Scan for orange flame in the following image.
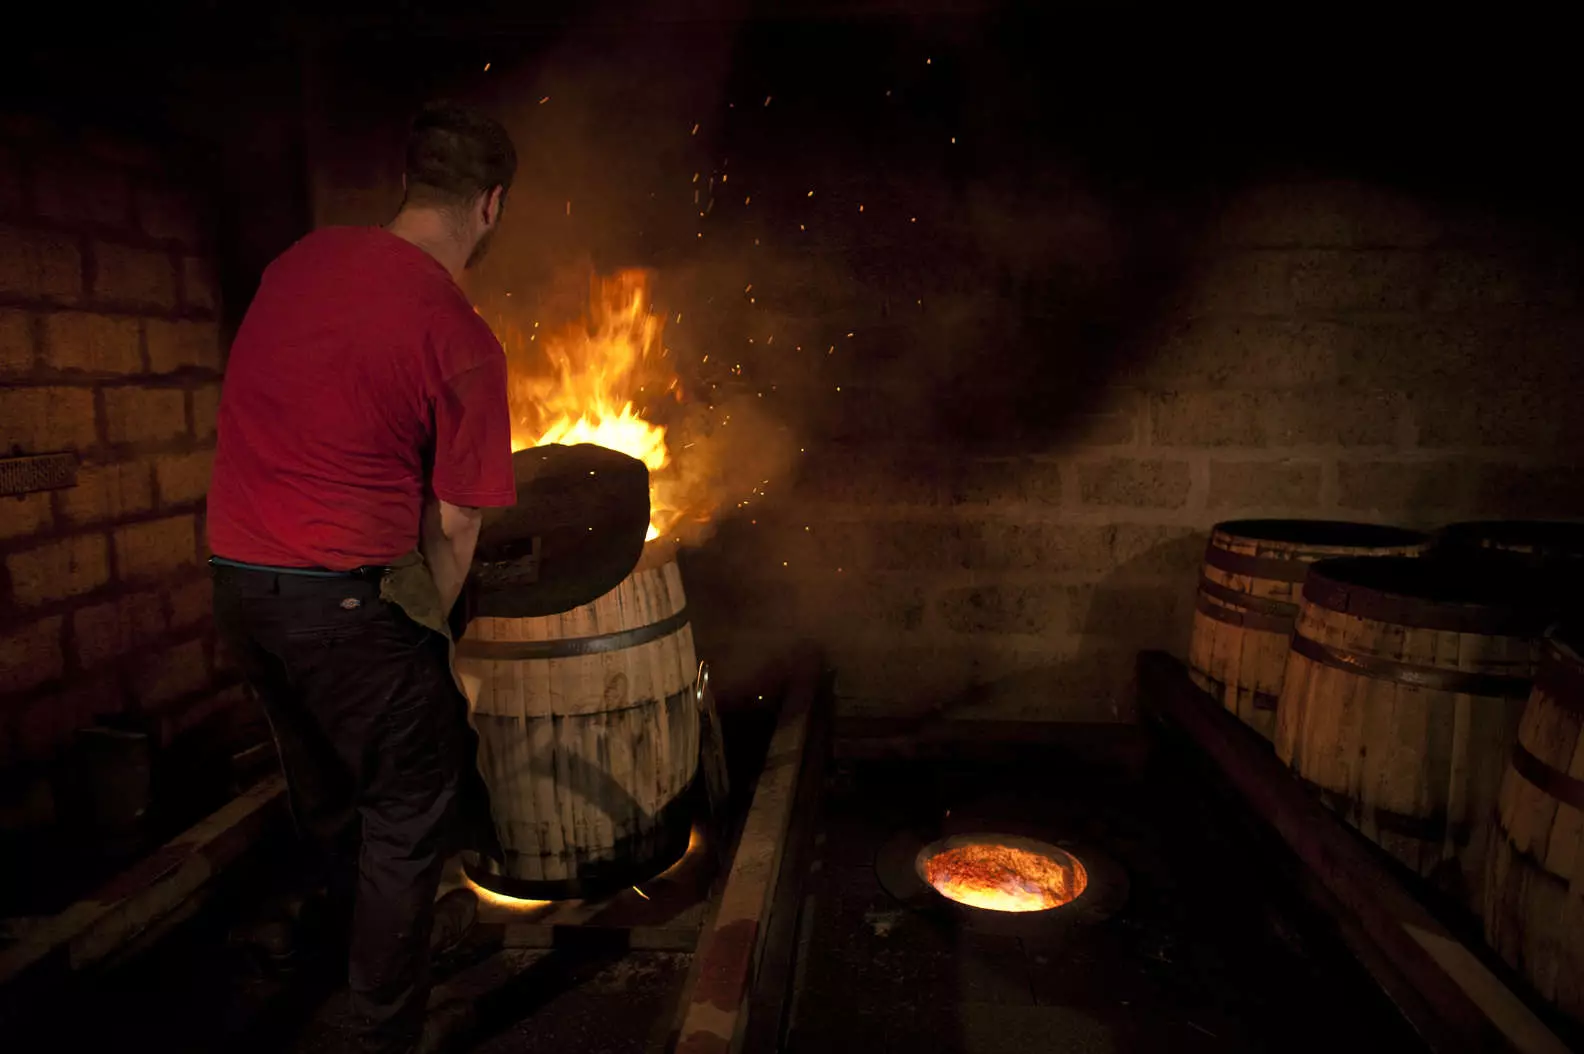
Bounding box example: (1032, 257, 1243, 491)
(500, 271, 682, 541)
(921, 842, 1087, 913)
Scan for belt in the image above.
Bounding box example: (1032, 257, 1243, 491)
(209, 556, 391, 581)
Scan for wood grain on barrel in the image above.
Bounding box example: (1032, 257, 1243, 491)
(1189, 521, 1426, 741)
(1275, 559, 1543, 910)
(1485, 632, 1584, 1025)
(459, 554, 699, 884)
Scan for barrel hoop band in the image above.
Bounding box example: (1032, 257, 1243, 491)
(1204, 545, 1311, 583)
(1295, 776, 1466, 844)
(1195, 591, 1294, 635)
(1197, 576, 1302, 619)
(1301, 574, 1549, 636)
(1289, 633, 1534, 699)
(1190, 667, 1281, 712)
(458, 605, 690, 661)
(1511, 741, 1584, 811)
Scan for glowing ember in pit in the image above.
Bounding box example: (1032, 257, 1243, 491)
(917, 836, 1087, 913)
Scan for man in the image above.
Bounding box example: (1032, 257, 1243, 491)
(208, 101, 518, 1053)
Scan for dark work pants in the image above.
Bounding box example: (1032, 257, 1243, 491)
(213, 565, 493, 1054)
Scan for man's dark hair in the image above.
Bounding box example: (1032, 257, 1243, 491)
(403, 101, 517, 209)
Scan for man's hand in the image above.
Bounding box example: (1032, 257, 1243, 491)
(421, 499, 484, 616)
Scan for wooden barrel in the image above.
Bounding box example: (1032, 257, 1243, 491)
(1484, 626, 1584, 1025)
(455, 546, 699, 899)
(1435, 520, 1584, 570)
(1188, 520, 1428, 741)
(1274, 557, 1553, 906)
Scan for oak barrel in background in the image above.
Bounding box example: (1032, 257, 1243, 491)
(456, 545, 700, 899)
(1188, 520, 1428, 741)
(1435, 520, 1584, 568)
(1274, 557, 1555, 908)
(1484, 626, 1584, 1026)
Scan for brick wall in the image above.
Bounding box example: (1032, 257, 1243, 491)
(682, 179, 1584, 722)
(0, 118, 240, 770)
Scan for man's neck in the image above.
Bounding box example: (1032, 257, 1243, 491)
(386, 207, 469, 279)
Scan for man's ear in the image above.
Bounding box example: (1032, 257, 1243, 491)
(482, 185, 504, 227)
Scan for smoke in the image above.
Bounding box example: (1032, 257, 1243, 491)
(456, 16, 801, 547)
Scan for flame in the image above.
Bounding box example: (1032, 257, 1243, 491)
(501, 271, 681, 541)
(462, 875, 552, 913)
(920, 842, 1087, 913)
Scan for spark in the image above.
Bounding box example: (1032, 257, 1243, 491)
(483, 62, 491, 71)
(693, 172, 699, 182)
(926, 57, 932, 65)
(631, 886, 650, 900)
(539, 96, 550, 105)
(675, 313, 682, 323)
(745, 196, 751, 204)
(858, 204, 864, 212)
(806, 190, 814, 197)
(911, 216, 917, 222)
(846, 332, 854, 337)
(745, 284, 753, 293)
(763, 95, 773, 106)
(691, 123, 700, 135)
(721, 173, 728, 183)
(951, 136, 957, 144)
(566, 201, 572, 216)
(799, 224, 806, 230)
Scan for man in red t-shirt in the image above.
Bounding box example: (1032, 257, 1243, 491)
(209, 102, 517, 1054)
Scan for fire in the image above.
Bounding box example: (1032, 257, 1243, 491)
(919, 840, 1087, 913)
(500, 271, 682, 541)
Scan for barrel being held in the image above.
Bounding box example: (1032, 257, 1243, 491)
(456, 545, 700, 899)
(1189, 520, 1427, 741)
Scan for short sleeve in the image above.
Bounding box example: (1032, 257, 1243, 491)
(430, 324, 517, 509)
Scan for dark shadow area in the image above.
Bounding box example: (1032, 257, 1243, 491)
(780, 737, 1424, 1053)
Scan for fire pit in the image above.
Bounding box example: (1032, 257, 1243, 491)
(915, 833, 1087, 913)
(877, 823, 1126, 935)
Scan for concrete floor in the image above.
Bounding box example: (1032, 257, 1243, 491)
(779, 748, 1423, 1054)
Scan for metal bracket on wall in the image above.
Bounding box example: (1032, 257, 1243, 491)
(0, 451, 80, 497)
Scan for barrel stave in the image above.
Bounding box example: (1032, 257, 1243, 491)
(457, 558, 699, 895)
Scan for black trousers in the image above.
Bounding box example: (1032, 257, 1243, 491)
(213, 565, 495, 1053)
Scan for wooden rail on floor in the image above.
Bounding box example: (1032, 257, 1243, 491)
(1138, 650, 1569, 1054)
(0, 774, 287, 1010)
(670, 645, 826, 1054)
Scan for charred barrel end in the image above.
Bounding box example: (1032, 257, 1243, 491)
(468, 443, 651, 619)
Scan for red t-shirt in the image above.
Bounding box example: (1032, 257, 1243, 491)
(208, 227, 517, 569)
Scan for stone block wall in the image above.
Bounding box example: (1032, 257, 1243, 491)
(683, 180, 1584, 722)
(0, 118, 239, 770)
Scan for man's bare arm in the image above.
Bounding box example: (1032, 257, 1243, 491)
(420, 498, 483, 615)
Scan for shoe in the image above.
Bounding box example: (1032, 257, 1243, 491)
(413, 998, 477, 1054)
(429, 888, 479, 957)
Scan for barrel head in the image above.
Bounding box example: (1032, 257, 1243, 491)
(470, 443, 650, 617)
